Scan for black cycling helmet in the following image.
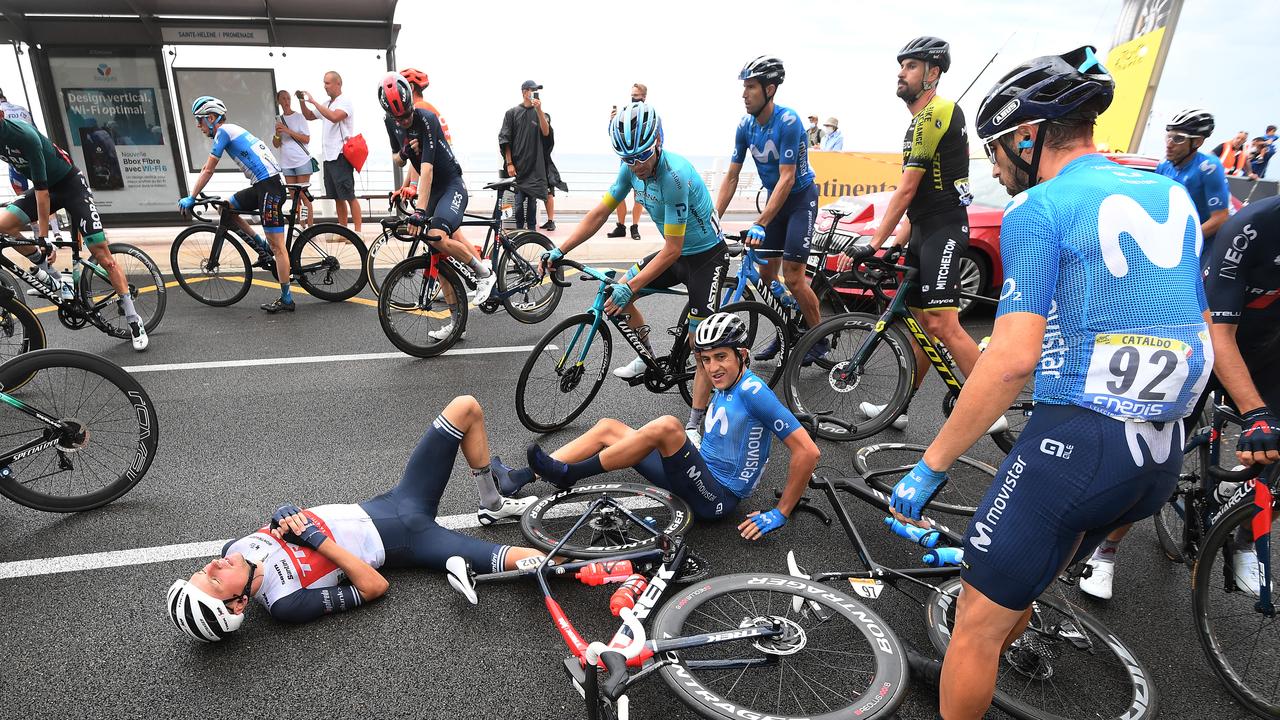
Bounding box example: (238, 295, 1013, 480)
(1166, 108, 1215, 138)
(975, 46, 1113, 141)
(693, 312, 750, 352)
(897, 36, 951, 73)
(739, 56, 785, 86)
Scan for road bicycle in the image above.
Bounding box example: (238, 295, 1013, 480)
(374, 215, 478, 358)
(171, 184, 367, 306)
(0, 282, 45, 365)
(0, 232, 165, 343)
(783, 251, 1031, 446)
(0, 339, 159, 512)
(514, 257, 784, 433)
(367, 178, 561, 324)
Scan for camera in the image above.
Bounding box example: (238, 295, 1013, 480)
(295, 90, 305, 101)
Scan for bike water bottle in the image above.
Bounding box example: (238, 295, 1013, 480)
(769, 280, 798, 311)
(575, 560, 634, 586)
(923, 547, 964, 567)
(609, 574, 648, 616)
(883, 516, 941, 548)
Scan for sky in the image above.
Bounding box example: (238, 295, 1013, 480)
(0, 0, 1274, 179)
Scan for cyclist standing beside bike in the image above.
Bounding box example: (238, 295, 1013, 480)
(715, 56, 828, 366)
(179, 96, 295, 314)
(545, 102, 728, 435)
(886, 47, 1212, 718)
(0, 116, 148, 350)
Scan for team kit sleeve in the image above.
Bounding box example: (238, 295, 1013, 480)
(995, 194, 1060, 319)
(1202, 161, 1231, 212)
(267, 585, 366, 624)
(418, 113, 442, 168)
(384, 116, 401, 153)
(13, 123, 47, 187)
(777, 112, 804, 167)
(209, 127, 231, 159)
(602, 165, 633, 210)
(742, 375, 801, 441)
(659, 169, 690, 238)
(730, 120, 749, 165)
(1202, 218, 1247, 324)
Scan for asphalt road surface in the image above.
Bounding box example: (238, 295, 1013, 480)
(0, 274, 1254, 719)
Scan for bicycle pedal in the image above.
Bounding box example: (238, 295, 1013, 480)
(478, 299, 500, 314)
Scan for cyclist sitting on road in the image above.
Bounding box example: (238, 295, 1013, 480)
(166, 395, 542, 642)
(839, 37, 986, 432)
(543, 101, 729, 437)
(1079, 194, 1280, 601)
(715, 56, 827, 367)
(495, 312, 820, 539)
(889, 47, 1212, 719)
(180, 96, 295, 314)
(0, 116, 148, 350)
(1156, 108, 1232, 246)
(379, 72, 496, 340)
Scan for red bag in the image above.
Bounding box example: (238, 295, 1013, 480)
(342, 134, 368, 172)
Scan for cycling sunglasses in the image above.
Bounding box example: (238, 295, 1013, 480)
(1166, 131, 1199, 145)
(621, 147, 656, 166)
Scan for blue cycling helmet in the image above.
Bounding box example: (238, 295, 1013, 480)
(610, 101, 662, 158)
(975, 46, 1113, 141)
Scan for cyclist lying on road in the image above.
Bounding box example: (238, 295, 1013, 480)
(494, 312, 820, 540)
(166, 395, 542, 642)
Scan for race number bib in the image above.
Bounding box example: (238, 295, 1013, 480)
(1083, 333, 1191, 419)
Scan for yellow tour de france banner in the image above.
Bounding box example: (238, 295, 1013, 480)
(1094, 25, 1166, 153)
(808, 151, 902, 203)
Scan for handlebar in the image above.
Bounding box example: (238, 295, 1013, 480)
(548, 257, 615, 288)
(1207, 464, 1266, 484)
(584, 606, 646, 701)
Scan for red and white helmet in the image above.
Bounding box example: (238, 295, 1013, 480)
(378, 72, 413, 118)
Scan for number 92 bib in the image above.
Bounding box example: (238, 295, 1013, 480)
(1082, 330, 1212, 421)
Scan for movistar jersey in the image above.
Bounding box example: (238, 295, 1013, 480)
(0, 118, 75, 188)
(730, 104, 815, 196)
(1156, 151, 1231, 237)
(700, 369, 799, 497)
(603, 150, 721, 254)
(901, 96, 972, 222)
(221, 504, 385, 624)
(210, 123, 281, 184)
(997, 153, 1212, 422)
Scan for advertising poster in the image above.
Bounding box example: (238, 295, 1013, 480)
(47, 52, 183, 215)
(808, 151, 902, 203)
(1094, 27, 1167, 153)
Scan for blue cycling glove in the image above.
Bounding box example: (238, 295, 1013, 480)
(745, 223, 767, 244)
(890, 459, 948, 521)
(1239, 408, 1280, 457)
(178, 196, 196, 211)
(270, 504, 329, 550)
(541, 247, 564, 272)
(749, 508, 787, 536)
(608, 282, 634, 309)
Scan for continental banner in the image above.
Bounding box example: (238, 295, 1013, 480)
(1094, 26, 1166, 153)
(808, 151, 901, 203)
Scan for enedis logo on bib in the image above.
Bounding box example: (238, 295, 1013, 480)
(1083, 333, 1192, 419)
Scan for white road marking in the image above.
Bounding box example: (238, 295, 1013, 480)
(120, 345, 537, 373)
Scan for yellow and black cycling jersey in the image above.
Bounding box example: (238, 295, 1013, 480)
(901, 96, 972, 222)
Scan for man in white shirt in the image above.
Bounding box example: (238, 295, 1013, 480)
(300, 71, 360, 231)
(820, 117, 844, 151)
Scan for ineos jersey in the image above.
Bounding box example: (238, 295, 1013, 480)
(1203, 195, 1280, 350)
(222, 504, 386, 624)
(209, 123, 281, 183)
(395, 108, 463, 197)
(997, 154, 1212, 422)
(699, 369, 799, 497)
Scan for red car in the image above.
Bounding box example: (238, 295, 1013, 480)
(812, 153, 1218, 315)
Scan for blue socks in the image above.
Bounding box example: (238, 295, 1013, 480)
(280, 283, 293, 303)
(492, 455, 535, 496)
(526, 443, 606, 489)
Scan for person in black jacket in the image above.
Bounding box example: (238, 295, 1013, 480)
(498, 80, 550, 230)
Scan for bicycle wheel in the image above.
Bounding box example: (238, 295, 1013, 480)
(516, 312, 611, 433)
(855, 442, 998, 516)
(169, 226, 253, 306)
(520, 482, 692, 558)
(784, 312, 915, 442)
(497, 232, 562, 324)
(291, 223, 368, 301)
(1192, 489, 1280, 718)
(926, 577, 1158, 720)
(0, 348, 159, 512)
(0, 267, 16, 295)
(366, 233, 423, 299)
(674, 300, 787, 405)
(1156, 440, 1210, 565)
(377, 254, 468, 358)
(79, 242, 166, 338)
(653, 573, 908, 720)
(0, 290, 45, 372)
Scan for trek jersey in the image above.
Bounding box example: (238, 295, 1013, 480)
(394, 108, 463, 197)
(209, 123, 281, 184)
(997, 153, 1212, 422)
(699, 369, 800, 497)
(1203, 195, 1280, 349)
(221, 504, 386, 624)
(603, 150, 722, 254)
(1156, 151, 1230, 233)
(901, 96, 972, 223)
(730, 104, 815, 196)
(0, 118, 74, 188)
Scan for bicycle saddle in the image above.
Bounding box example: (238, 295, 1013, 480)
(726, 242, 745, 257)
(484, 178, 517, 192)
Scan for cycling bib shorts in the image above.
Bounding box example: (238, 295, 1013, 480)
(761, 183, 818, 264)
(229, 176, 286, 234)
(627, 241, 729, 327)
(634, 439, 739, 520)
(425, 176, 469, 235)
(8, 170, 105, 244)
(903, 208, 970, 310)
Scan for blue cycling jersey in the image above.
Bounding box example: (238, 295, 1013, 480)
(699, 369, 799, 497)
(604, 150, 722, 255)
(997, 153, 1212, 422)
(1155, 151, 1230, 236)
(730, 104, 815, 196)
(210, 123, 281, 184)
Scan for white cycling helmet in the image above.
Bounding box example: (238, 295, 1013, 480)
(166, 579, 245, 642)
(189, 95, 227, 119)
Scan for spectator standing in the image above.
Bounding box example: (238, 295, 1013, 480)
(499, 80, 550, 230)
(1249, 137, 1270, 179)
(299, 71, 360, 232)
(541, 111, 568, 231)
(273, 90, 315, 227)
(1213, 130, 1250, 177)
(820, 117, 844, 151)
(606, 83, 647, 239)
(806, 114, 827, 148)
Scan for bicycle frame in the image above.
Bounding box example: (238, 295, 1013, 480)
(189, 189, 339, 280)
(0, 235, 122, 323)
(724, 246, 799, 327)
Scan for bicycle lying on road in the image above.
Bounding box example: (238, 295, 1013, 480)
(171, 184, 367, 306)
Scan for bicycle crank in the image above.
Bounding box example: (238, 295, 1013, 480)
(477, 298, 501, 314)
(57, 304, 89, 330)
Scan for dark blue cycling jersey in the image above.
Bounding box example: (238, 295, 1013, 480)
(1203, 195, 1280, 351)
(730, 104, 815, 196)
(395, 108, 463, 198)
(699, 369, 799, 497)
(1156, 151, 1230, 238)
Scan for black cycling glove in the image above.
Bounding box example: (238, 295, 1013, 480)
(1239, 408, 1280, 457)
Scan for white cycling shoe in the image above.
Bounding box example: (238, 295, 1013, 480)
(613, 356, 647, 379)
(428, 322, 467, 342)
(858, 402, 1009, 434)
(1233, 547, 1264, 596)
(471, 269, 497, 304)
(1078, 558, 1115, 600)
(476, 495, 537, 526)
(445, 555, 478, 605)
(129, 320, 149, 352)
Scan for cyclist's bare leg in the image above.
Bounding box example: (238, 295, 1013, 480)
(595, 415, 688, 470)
(284, 174, 314, 227)
(0, 209, 40, 263)
(759, 255, 781, 285)
(632, 202, 641, 225)
(690, 334, 712, 411)
(939, 580, 1035, 719)
(920, 308, 979, 378)
(547, 418, 637, 463)
(782, 258, 821, 328)
(615, 201, 627, 225)
(426, 228, 460, 306)
(266, 230, 289, 284)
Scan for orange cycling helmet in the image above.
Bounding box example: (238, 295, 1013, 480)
(399, 68, 429, 92)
